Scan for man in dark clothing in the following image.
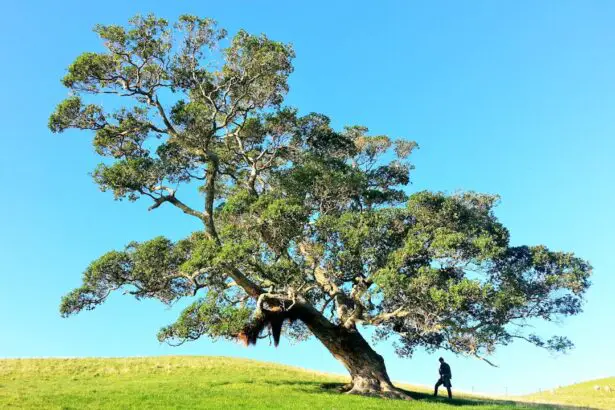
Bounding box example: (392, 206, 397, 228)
(434, 357, 453, 399)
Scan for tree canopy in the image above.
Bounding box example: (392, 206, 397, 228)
(50, 14, 591, 397)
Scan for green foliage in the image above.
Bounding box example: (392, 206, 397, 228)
(92, 107, 152, 158)
(404, 191, 509, 262)
(223, 29, 295, 108)
(59, 251, 132, 317)
(62, 52, 121, 91)
(157, 293, 252, 344)
(92, 158, 161, 201)
(48, 96, 105, 132)
(60, 235, 218, 317)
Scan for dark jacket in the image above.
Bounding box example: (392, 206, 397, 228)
(439, 362, 452, 378)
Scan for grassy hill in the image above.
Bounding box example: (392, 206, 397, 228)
(521, 377, 615, 409)
(0, 356, 605, 409)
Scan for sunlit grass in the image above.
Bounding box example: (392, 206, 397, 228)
(521, 376, 615, 409)
(0, 356, 596, 409)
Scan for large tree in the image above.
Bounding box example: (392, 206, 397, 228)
(50, 15, 591, 398)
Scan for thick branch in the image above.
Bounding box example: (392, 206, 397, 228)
(147, 191, 205, 223)
(364, 307, 410, 326)
(221, 265, 263, 298)
(313, 267, 354, 325)
(203, 158, 220, 241)
(154, 95, 179, 138)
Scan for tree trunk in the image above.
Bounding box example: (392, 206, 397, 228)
(295, 300, 410, 399)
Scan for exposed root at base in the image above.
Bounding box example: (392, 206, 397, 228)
(338, 383, 353, 393)
(345, 385, 412, 400)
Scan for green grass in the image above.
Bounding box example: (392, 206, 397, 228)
(0, 356, 597, 409)
(521, 377, 615, 410)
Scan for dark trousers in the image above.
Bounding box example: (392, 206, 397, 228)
(434, 377, 452, 399)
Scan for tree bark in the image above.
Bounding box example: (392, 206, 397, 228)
(294, 300, 410, 399)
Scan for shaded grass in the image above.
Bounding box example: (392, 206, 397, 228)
(0, 356, 594, 409)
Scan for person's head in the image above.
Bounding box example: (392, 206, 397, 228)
(439, 357, 444, 363)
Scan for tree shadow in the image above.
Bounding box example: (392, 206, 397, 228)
(238, 379, 598, 409)
(261, 379, 329, 388)
(318, 382, 599, 409)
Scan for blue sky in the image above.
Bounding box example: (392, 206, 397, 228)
(1, 0, 614, 396)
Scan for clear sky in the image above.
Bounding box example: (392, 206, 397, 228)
(1, 0, 614, 396)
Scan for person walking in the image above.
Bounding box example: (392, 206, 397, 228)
(434, 357, 453, 399)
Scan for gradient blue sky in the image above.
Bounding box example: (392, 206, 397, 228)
(1, 0, 614, 396)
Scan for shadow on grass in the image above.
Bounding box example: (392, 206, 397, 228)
(317, 382, 599, 409)
(250, 379, 598, 409)
(260, 379, 327, 388)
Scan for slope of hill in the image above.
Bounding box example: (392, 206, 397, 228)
(0, 356, 592, 409)
(521, 377, 615, 409)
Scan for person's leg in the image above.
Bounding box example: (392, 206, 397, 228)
(434, 379, 442, 396)
(446, 386, 452, 399)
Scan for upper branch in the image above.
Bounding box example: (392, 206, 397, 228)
(146, 190, 205, 222)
